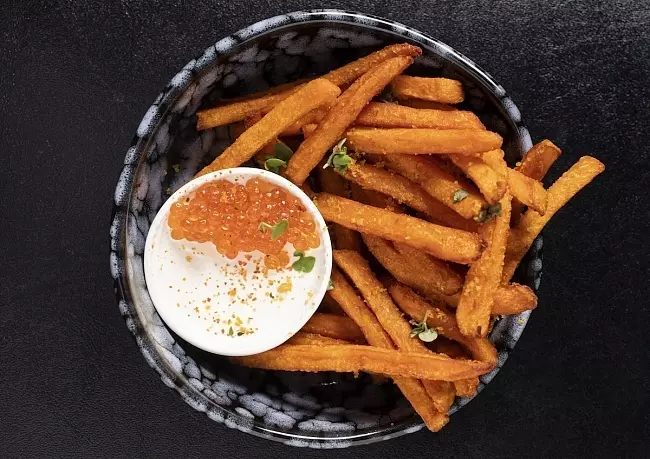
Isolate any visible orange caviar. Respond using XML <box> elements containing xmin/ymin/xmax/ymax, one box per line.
<box><xmin>168</xmin><ymin>178</ymin><xmax>320</xmax><ymax>269</ymax></box>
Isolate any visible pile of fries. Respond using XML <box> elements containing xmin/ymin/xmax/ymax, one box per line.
<box><xmin>194</xmin><ymin>43</ymin><xmax>605</xmax><ymax>431</ymax></box>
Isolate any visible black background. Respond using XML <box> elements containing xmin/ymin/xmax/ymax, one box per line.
<box><xmin>1</xmin><ymin>1</ymin><xmax>649</xmax><ymax>457</ymax></box>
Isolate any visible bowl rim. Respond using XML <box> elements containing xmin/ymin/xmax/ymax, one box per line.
<box><xmin>109</xmin><ymin>9</ymin><xmax>535</xmax><ymax>448</ymax></box>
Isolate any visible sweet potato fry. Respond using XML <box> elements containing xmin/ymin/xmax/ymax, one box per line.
<box><xmin>234</xmin><ymin>344</ymin><xmax>494</xmax><ymax>381</ymax></box>
<box><xmin>323</xmin><ymin>43</ymin><xmax>422</xmax><ymax>87</ymax></box>
<box><xmin>315</xmin><ymin>193</ymin><xmax>483</xmax><ymax>264</ymax></box>
<box><xmin>389</xmin><ymin>283</ymin><xmax>498</xmax><ymax>365</ymax></box>
<box><xmin>452</xmin><ymin>376</ymin><xmax>480</xmax><ymax>398</ymax></box>
<box><xmin>281</xmin><ymin>105</ymin><xmax>330</xmax><ymax>136</ymax></box>
<box><xmin>391</xmin><ymin>75</ymin><xmax>465</xmax><ymax>104</ymax></box>
<box><xmin>355</xmin><ymin>102</ymin><xmax>485</xmax><ymax>130</ymax></box>
<box><xmin>457</xmin><ymin>193</ymin><xmax>512</xmax><ymax>337</ymax></box>
<box><xmin>320</xmin><ymin>292</ymin><xmax>346</xmax><ymax>315</ymax></box>
<box><xmin>502</xmin><ymin>156</ymin><xmax>605</xmax><ymax>283</ymax></box>
<box><xmin>381</xmin><ymin>155</ymin><xmax>486</xmax><ymax>219</ymax></box>
<box><xmin>512</xmin><ymin>140</ymin><xmax>562</xmax><ymax>221</ymax></box>
<box><xmin>285</xmin><ymin>57</ymin><xmax>414</xmax><ymax>185</ymax></box>
<box><xmin>328</xmin><ymin>268</ymin><xmax>448</xmax><ymax>428</ymax></box>
<box><xmin>301</xmin><ymin>123</ymin><xmax>318</xmax><ymax>138</ymax></box>
<box><xmin>425</xmin><ymin>283</ymin><xmax>537</xmax><ymax>316</ymax></box>
<box><xmin>362</xmin><ymin>234</ymin><xmax>463</xmax><ymax>296</ymax></box>
<box><xmin>430</xmin><ymin>337</ymin><xmax>480</xmax><ymax>397</ymax></box>
<box><xmin>346</xmin><ymin>127</ymin><xmax>503</xmax><ymax>155</ymax></box>
<box><xmin>333</xmin><ymin>250</ymin><xmax>457</xmax><ymax>412</ymax></box>
<box><xmin>196</xmin><ymin>79</ymin><xmax>340</xmax><ymax>175</ymax></box>
<box><xmin>400</xmin><ymin>99</ymin><xmax>458</xmax><ymax>111</ymax></box>
<box><xmin>317</xmin><ymin>166</ymin><xmax>362</xmax><ymax>251</ymax></box>
<box><xmin>482</xmin><ymin>149</ymin><xmax>548</xmax><ymax>215</ymax></box>
<box><xmin>302</xmin><ymin>312</ymin><xmax>364</xmax><ymax>342</ymax></box>
<box><xmin>448</xmin><ymin>154</ymin><xmax>507</xmax><ymax>204</ymax></box>
<box><xmin>288</xmin><ymin>332</ymin><xmax>350</xmax><ymax>345</ymax></box>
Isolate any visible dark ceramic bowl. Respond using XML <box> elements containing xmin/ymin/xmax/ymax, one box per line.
<box><xmin>110</xmin><ymin>10</ymin><xmax>541</xmax><ymax>448</ymax></box>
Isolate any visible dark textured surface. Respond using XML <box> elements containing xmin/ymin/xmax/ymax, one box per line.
<box><xmin>1</xmin><ymin>1</ymin><xmax>648</xmax><ymax>457</ymax></box>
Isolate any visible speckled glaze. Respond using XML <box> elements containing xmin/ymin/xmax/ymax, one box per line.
<box><xmin>110</xmin><ymin>10</ymin><xmax>539</xmax><ymax>448</ymax></box>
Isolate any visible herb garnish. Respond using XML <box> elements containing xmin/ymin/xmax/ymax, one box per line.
<box><xmin>474</xmin><ymin>203</ymin><xmax>502</xmax><ymax>223</ymax></box>
<box><xmin>453</xmin><ymin>189</ymin><xmax>469</xmax><ymax>203</ymax></box>
<box><xmin>263</xmin><ymin>143</ymin><xmax>294</xmax><ymax>173</ymax></box>
<box><xmin>409</xmin><ymin>311</ymin><xmax>438</xmax><ymax>342</ymax></box>
<box><xmin>171</xmin><ymin>164</ymin><xmax>181</xmax><ymax>173</ymax></box>
<box><xmin>327</xmin><ymin>279</ymin><xmax>335</xmax><ymax>290</ymax></box>
<box><xmin>258</xmin><ymin>219</ymin><xmax>288</xmax><ymax>240</ymax></box>
<box><xmin>292</xmin><ymin>250</ymin><xmax>316</xmax><ymax>273</ymax></box>
<box><xmin>324</xmin><ymin>138</ymin><xmax>352</xmax><ymax>174</ymax></box>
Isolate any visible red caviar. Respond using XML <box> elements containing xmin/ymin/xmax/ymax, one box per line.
<box><xmin>168</xmin><ymin>178</ymin><xmax>320</xmax><ymax>269</ymax></box>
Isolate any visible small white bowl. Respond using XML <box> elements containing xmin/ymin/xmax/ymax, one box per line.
<box><xmin>143</xmin><ymin>168</ymin><xmax>332</xmax><ymax>356</ymax></box>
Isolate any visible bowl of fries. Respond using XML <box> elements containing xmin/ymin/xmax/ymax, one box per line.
<box><xmin>110</xmin><ymin>10</ymin><xmax>604</xmax><ymax>447</ymax></box>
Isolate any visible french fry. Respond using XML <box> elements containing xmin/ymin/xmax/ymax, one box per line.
<box><xmin>512</xmin><ymin>140</ymin><xmax>562</xmax><ymax>221</ymax></box>
<box><xmin>391</xmin><ymin>75</ymin><xmax>465</xmax><ymax>104</ymax></box>
<box><xmin>356</xmin><ymin>102</ymin><xmax>485</xmax><ymax>130</ymax></box>
<box><xmin>317</xmin><ymin>165</ymin><xmax>363</xmax><ymax>251</ymax></box>
<box><xmin>333</xmin><ymin>250</ymin><xmax>457</xmax><ymax>413</ymax></box>
<box><xmin>388</xmin><ymin>283</ymin><xmax>498</xmax><ymax>365</ymax></box>
<box><xmin>320</xmin><ymin>292</ymin><xmax>346</xmax><ymax>315</ymax></box>
<box><xmin>285</xmin><ymin>57</ymin><xmax>415</xmax><ymax>185</ymax></box>
<box><xmin>196</xmin><ymin>79</ymin><xmax>341</xmax><ymax>175</ymax></box>
<box><xmin>302</xmin><ymin>312</ymin><xmax>364</xmax><ymax>342</ymax></box>
<box><xmin>482</xmin><ymin>149</ymin><xmax>548</xmax><ymax>215</ymax></box>
<box><xmin>315</xmin><ymin>193</ymin><xmax>484</xmax><ymax>264</ymax></box>
<box><xmin>234</xmin><ymin>344</ymin><xmax>494</xmax><ymax>381</ymax></box>
<box><xmin>328</xmin><ymin>268</ymin><xmax>448</xmax><ymax>429</ymax></box>
<box><xmin>457</xmin><ymin>192</ymin><xmax>512</xmax><ymax>337</ymax></box>
<box><xmin>400</xmin><ymin>99</ymin><xmax>458</xmax><ymax>111</ymax></box>
<box><xmin>197</xmin><ymin>87</ymin><xmax>300</xmax><ymax>130</ymax></box>
<box><xmin>381</xmin><ymin>155</ymin><xmax>486</xmax><ymax>219</ymax></box>
<box><xmin>301</xmin><ymin>123</ymin><xmax>318</xmax><ymax>138</ymax></box>
<box><xmin>362</xmin><ymin>234</ymin><xmax>463</xmax><ymax>296</ymax></box>
<box><xmin>346</xmin><ymin>127</ymin><xmax>503</xmax><ymax>155</ymax></box>
<box><xmin>323</xmin><ymin>43</ymin><xmax>422</xmax><ymax>86</ymax></box>
<box><xmin>452</xmin><ymin>376</ymin><xmax>480</xmax><ymax>398</ymax></box>
<box><xmin>281</xmin><ymin>105</ymin><xmax>330</xmax><ymax>136</ymax></box>
<box><xmin>288</xmin><ymin>332</ymin><xmax>350</xmax><ymax>345</ymax></box>
<box><xmin>502</xmin><ymin>156</ymin><xmax>605</xmax><ymax>283</ymax></box>
<box><xmin>448</xmin><ymin>154</ymin><xmax>507</xmax><ymax>204</ymax></box>
<box><xmin>425</xmin><ymin>283</ymin><xmax>537</xmax><ymax>316</ymax></box>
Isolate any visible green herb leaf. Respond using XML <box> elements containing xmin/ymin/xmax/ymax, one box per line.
<box><xmin>264</xmin><ymin>157</ymin><xmax>287</xmax><ymax>173</ymax></box>
<box><xmin>273</xmin><ymin>143</ymin><xmax>294</xmax><ymax>161</ymax></box>
<box><xmin>327</xmin><ymin>279</ymin><xmax>335</xmax><ymax>290</ymax></box>
<box><xmin>453</xmin><ymin>189</ymin><xmax>469</xmax><ymax>203</ymax></box>
<box><xmin>474</xmin><ymin>203</ymin><xmax>502</xmax><ymax>223</ymax></box>
<box><xmin>270</xmin><ymin>219</ymin><xmax>288</xmax><ymax>240</ymax></box>
<box><xmin>228</xmin><ymin>326</ymin><xmax>234</xmax><ymax>336</ymax></box>
<box><xmin>292</xmin><ymin>251</ymin><xmax>316</xmax><ymax>273</ymax></box>
<box><xmin>171</xmin><ymin>164</ymin><xmax>181</xmax><ymax>173</ymax></box>
<box><xmin>324</xmin><ymin>138</ymin><xmax>353</xmax><ymax>174</ymax></box>
<box><xmin>409</xmin><ymin>311</ymin><xmax>438</xmax><ymax>343</ymax></box>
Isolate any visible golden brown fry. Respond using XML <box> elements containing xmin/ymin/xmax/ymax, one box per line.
<box><xmin>356</xmin><ymin>102</ymin><xmax>485</xmax><ymax>130</ymax></box>
<box><xmin>281</xmin><ymin>105</ymin><xmax>331</xmax><ymax>136</ymax></box>
<box><xmin>452</xmin><ymin>376</ymin><xmax>480</xmax><ymax>398</ymax></box>
<box><xmin>448</xmin><ymin>154</ymin><xmax>507</xmax><ymax>205</ymax></box>
<box><xmin>430</xmin><ymin>337</ymin><xmax>480</xmax><ymax>397</ymax></box>
<box><xmin>333</xmin><ymin>250</ymin><xmax>457</xmax><ymax>412</ymax></box>
<box><xmin>391</xmin><ymin>75</ymin><xmax>465</xmax><ymax>104</ymax></box>
<box><xmin>425</xmin><ymin>283</ymin><xmax>537</xmax><ymax>316</ymax></box>
<box><xmin>196</xmin><ymin>79</ymin><xmax>341</xmax><ymax>175</ymax></box>
<box><xmin>316</xmin><ymin>193</ymin><xmax>484</xmax><ymax>264</ymax></box>
<box><xmin>302</xmin><ymin>312</ymin><xmax>364</xmax><ymax>342</ymax></box>
<box><xmin>346</xmin><ymin>127</ymin><xmax>503</xmax><ymax>155</ymax></box>
<box><xmin>343</xmin><ymin>161</ymin><xmax>478</xmax><ymax>233</ymax></box>
<box><xmin>457</xmin><ymin>192</ymin><xmax>512</xmax><ymax>337</ymax></box>
<box><xmin>323</xmin><ymin>43</ymin><xmax>422</xmax><ymax>86</ymax></box>
<box><xmin>362</xmin><ymin>234</ymin><xmax>463</xmax><ymax>296</ymax></box>
<box><xmin>400</xmin><ymin>99</ymin><xmax>458</xmax><ymax>111</ymax></box>
<box><xmin>287</xmin><ymin>332</ymin><xmax>350</xmax><ymax>345</ymax></box>
<box><xmin>301</xmin><ymin>123</ymin><xmax>318</xmax><ymax>138</ymax></box>
<box><xmin>328</xmin><ymin>268</ymin><xmax>448</xmax><ymax>428</ymax></box>
<box><xmin>317</xmin><ymin>166</ymin><xmax>363</xmax><ymax>251</ymax></box>
<box><xmin>482</xmin><ymin>150</ymin><xmax>548</xmax><ymax>215</ymax></box>
<box><xmin>286</xmin><ymin>57</ymin><xmax>414</xmax><ymax>185</ymax></box>
<box><xmin>381</xmin><ymin>155</ymin><xmax>486</xmax><ymax>219</ymax></box>
<box><xmin>512</xmin><ymin>140</ymin><xmax>562</xmax><ymax>221</ymax></box>
<box><xmin>234</xmin><ymin>344</ymin><xmax>494</xmax><ymax>381</ymax></box>
<box><xmin>320</xmin><ymin>292</ymin><xmax>346</xmax><ymax>315</ymax></box>
<box><xmin>388</xmin><ymin>283</ymin><xmax>498</xmax><ymax>365</ymax></box>
<box><xmin>502</xmin><ymin>156</ymin><xmax>605</xmax><ymax>283</ymax></box>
